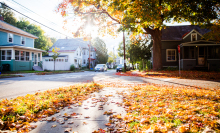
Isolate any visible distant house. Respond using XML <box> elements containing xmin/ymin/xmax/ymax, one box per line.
<box><xmin>151</xmin><ymin>25</ymin><xmax>220</xmax><ymax>71</ymax></box>
<box><xmin>43</xmin><ymin>38</ymin><xmax>96</xmax><ymax>70</ymax></box>
<box><xmin>0</xmin><ymin>16</ymin><xmax>45</xmax><ymax>71</ymax></box>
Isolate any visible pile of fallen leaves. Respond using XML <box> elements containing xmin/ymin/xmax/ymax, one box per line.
<box><xmin>116</xmin><ymin>70</ymin><xmax>220</xmax><ymax>80</ymax></box>
<box><xmin>118</xmin><ymin>85</ymin><xmax>220</xmax><ymax>132</ymax></box>
<box><xmin>0</xmin><ymin>83</ymin><xmax>103</xmax><ymax>132</ymax></box>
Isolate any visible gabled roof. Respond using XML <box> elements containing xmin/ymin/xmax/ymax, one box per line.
<box><xmin>49</xmin><ymin>38</ymin><xmax>96</xmax><ymax>52</ymax></box>
<box><xmin>0</xmin><ymin>20</ymin><xmax>38</xmax><ymax>39</ymax></box>
<box><xmin>182</xmin><ymin>29</ymin><xmax>203</xmax><ymax>39</ymax></box>
<box><xmin>162</xmin><ymin>25</ymin><xmax>210</xmax><ymax>40</ymax></box>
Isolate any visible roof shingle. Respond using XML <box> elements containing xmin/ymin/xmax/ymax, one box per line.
<box><xmin>162</xmin><ymin>25</ymin><xmax>210</xmax><ymax>40</ymax></box>
<box><xmin>49</xmin><ymin>38</ymin><xmax>95</xmax><ymax>52</ymax></box>
<box><xmin>0</xmin><ymin>20</ymin><xmax>38</xmax><ymax>39</ymax></box>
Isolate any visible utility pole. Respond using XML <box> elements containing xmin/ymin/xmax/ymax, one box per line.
<box><xmin>123</xmin><ymin>30</ymin><xmax>126</xmax><ymax>71</ymax></box>
<box><xmin>113</xmin><ymin>46</ymin><xmax>115</xmax><ymax>67</ymax></box>
<box><xmin>89</xmin><ymin>43</ymin><xmax>91</xmax><ymax>69</ymax></box>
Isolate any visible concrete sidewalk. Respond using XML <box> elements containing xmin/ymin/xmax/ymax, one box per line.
<box><xmin>30</xmin><ymin>87</ymin><xmax>128</xmax><ymax>133</ymax></box>
<box><xmin>129</xmin><ymin>71</ymin><xmax>220</xmax><ymax>89</ymax></box>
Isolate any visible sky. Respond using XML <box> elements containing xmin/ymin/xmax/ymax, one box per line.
<box><xmin>1</xmin><ymin>0</ymin><xmax>190</xmax><ymax>54</ymax></box>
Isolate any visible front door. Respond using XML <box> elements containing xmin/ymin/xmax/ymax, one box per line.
<box><xmin>34</xmin><ymin>54</ymin><xmax>38</xmax><ymax>66</ymax></box>
<box><xmin>198</xmin><ymin>46</ymin><xmax>205</xmax><ymax>66</ymax></box>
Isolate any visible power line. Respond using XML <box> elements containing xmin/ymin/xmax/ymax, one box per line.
<box><xmin>0</xmin><ymin>2</ymin><xmax>73</xmax><ymax>39</ymax></box>
<box><xmin>7</xmin><ymin>0</ymin><xmax>61</xmax><ymax>27</ymax></box>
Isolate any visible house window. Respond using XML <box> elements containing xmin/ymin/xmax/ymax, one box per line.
<box><xmin>49</xmin><ymin>59</ymin><xmax>53</xmax><ymax>61</ymax></box>
<box><xmin>191</xmin><ymin>33</ymin><xmax>197</xmax><ymax>41</ymax></box>
<box><xmin>1</xmin><ymin>50</ymin><xmax>12</xmax><ymax>60</ymax></box>
<box><xmin>65</xmin><ymin>59</ymin><xmax>68</xmax><ymax>62</ymax></box>
<box><xmin>45</xmin><ymin>59</ymin><xmax>49</xmax><ymax>61</ymax></box>
<box><xmin>26</xmin><ymin>52</ymin><xmax>29</xmax><ymax>61</ymax></box>
<box><xmin>6</xmin><ymin>50</ymin><xmax>12</xmax><ymax>60</ymax></box>
<box><xmin>83</xmin><ymin>59</ymin><xmax>86</xmax><ymax>64</ymax></box>
<box><xmin>77</xmin><ymin>51</ymin><xmax>78</xmax><ymax>56</ymax></box>
<box><xmin>83</xmin><ymin>50</ymin><xmax>85</xmax><ymax>55</ymax></box>
<box><xmin>32</xmin><ymin>52</ymin><xmax>34</xmax><ymax>61</ymax></box>
<box><xmin>8</xmin><ymin>33</ymin><xmax>13</xmax><ymax>43</ymax></box>
<box><xmin>80</xmin><ymin>51</ymin><xmax>81</xmax><ymax>56</ymax></box>
<box><xmin>21</xmin><ymin>37</ymin><xmax>25</xmax><ymax>45</ymax></box>
<box><xmin>166</xmin><ymin>49</ymin><xmax>176</xmax><ymax>61</ymax></box>
<box><xmin>20</xmin><ymin>51</ymin><xmax>25</xmax><ymax>61</ymax></box>
<box><xmin>15</xmin><ymin>50</ymin><xmax>20</xmax><ymax>60</ymax></box>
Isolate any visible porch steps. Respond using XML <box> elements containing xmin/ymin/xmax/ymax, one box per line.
<box><xmin>33</xmin><ymin>66</ymin><xmax>43</xmax><ymax>71</ymax></box>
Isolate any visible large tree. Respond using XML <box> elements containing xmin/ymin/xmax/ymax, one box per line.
<box><xmin>16</xmin><ymin>19</ymin><xmax>53</xmax><ymax>53</ymax></box>
<box><xmin>92</xmin><ymin>37</ymin><xmax>108</xmax><ymax>64</ymax></box>
<box><xmin>0</xmin><ymin>2</ymin><xmax>17</xmax><ymax>26</ymax></box>
<box><xmin>57</xmin><ymin>0</ymin><xmax>219</xmax><ymax>70</ymax></box>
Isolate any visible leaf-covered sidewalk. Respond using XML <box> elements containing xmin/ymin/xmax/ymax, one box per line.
<box><xmin>0</xmin><ymin>83</ymin><xmax>103</xmax><ymax>132</ymax></box>
<box><xmin>116</xmin><ymin>70</ymin><xmax>220</xmax><ymax>81</ymax></box>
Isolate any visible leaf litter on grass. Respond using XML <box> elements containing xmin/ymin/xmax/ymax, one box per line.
<box><xmin>0</xmin><ymin>83</ymin><xmax>103</xmax><ymax>132</ymax></box>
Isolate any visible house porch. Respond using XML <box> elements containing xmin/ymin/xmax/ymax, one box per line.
<box><xmin>180</xmin><ymin>44</ymin><xmax>220</xmax><ymax>71</ymax></box>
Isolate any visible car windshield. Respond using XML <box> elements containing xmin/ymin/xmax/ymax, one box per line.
<box><xmin>96</xmin><ymin>64</ymin><xmax>104</xmax><ymax>67</ymax></box>
<box><xmin>118</xmin><ymin>64</ymin><xmax>124</xmax><ymax>67</ymax></box>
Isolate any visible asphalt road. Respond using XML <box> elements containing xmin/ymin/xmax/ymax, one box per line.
<box><xmin>1</xmin><ymin>70</ymin><xmax>219</xmax><ymax>100</ymax></box>
<box><xmin>0</xmin><ymin>70</ymin><xmax>116</xmax><ymax>100</ymax></box>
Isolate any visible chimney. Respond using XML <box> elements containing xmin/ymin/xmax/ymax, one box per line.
<box><xmin>0</xmin><ymin>15</ymin><xmax>3</xmax><ymax>21</ymax></box>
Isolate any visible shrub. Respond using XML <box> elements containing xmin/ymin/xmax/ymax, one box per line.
<box><xmin>70</xmin><ymin>64</ymin><xmax>75</xmax><ymax>71</ymax></box>
<box><xmin>81</xmin><ymin>67</ymin><xmax>87</xmax><ymax>70</ymax></box>
<box><xmin>122</xmin><ymin>67</ymin><xmax>126</xmax><ymax>72</ymax></box>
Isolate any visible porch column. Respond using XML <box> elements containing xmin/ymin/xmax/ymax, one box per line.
<box><xmin>40</xmin><ymin>53</ymin><xmax>42</xmax><ymax>61</ymax></box>
<box><xmin>29</xmin><ymin>51</ymin><xmax>32</xmax><ymax>61</ymax></box>
<box><xmin>11</xmin><ymin>49</ymin><xmax>15</xmax><ymax>59</ymax></box>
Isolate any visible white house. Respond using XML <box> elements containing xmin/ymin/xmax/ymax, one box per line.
<box><xmin>43</xmin><ymin>38</ymin><xmax>96</xmax><ymax>71</ymax></box>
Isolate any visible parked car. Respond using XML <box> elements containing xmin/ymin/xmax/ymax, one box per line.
<box><xmin>94</xmin><ymin>64</ymin><xmax>107</xmax><ymax>72</ymax></box>
<box><xmin>116</xmin><ymin>64</ymin><xmax>124</xmax><ymax>72</ymax></box>
<box><xmin>116</xmin><ymin>64</ymin><xmax>131</xmax><ymax>72</ymax></box>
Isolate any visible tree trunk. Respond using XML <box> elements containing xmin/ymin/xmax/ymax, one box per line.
<box><xmin>151</xmin><ymin>28</ymin><xmax>162</xmax><ymax>70</ymax></box>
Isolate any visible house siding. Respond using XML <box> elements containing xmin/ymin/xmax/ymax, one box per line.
<box><xmin>14</xmin><ymin>35</ymin><xmax>21</xmax><ymax>44</ymax></box>
<box><xmin>162</xmin><ymin>41</ymin><xmax>181</xmax><ymax>67</ymax></box>
<box><xmin>0</xmin><ymin>59</ymin><xmax>33</xmax><ymax>71</ymax></box>
<box><xmin>181</xmin><ymin>59</ymin><xmax>196</xmax><ymax>70</ymax></box>
<box><xmin>26</xmin><ymin>38</ymin><xmax>34</xmax><ymax>48</ymax></box>
<box><xmin>0</xmin><ymin>31</ymin><xmax>8</xmax><ymax>45</ymax></box>
<box><xmin>207</xmin><ymin>59</ymin><xmax>220</xmax><ymax>71</ymax></box>
<box><xmin>183</xmin><ymin>31</ymin><xmax>202</xmax><ymax>42</ymax></box>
